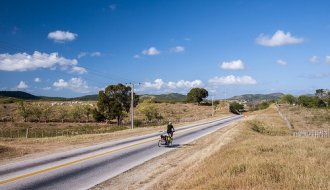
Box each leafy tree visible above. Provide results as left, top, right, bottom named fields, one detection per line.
left=229, top=102, right=244, bottom=114
left=92, top=108, right=106, bottom=122
left=187, top=88, right=208, bottom=104
left=30, top=104, right=43, bottom=122
left=70, top=106, right=84, bottom=122
left=97, top=83, right=139, bottom=125
left=138, top=99, right=162, bottom=122
left=17, top=101, right=31, bottom=122
left=83, top=105, right=93, bottom=122
left=58, top=106, right=68, bottom=123
left=297, top=96, right=326, bottom=108
left=42, top=104, right=52, bottom=123
left=280, top=94, right=296, bottom=104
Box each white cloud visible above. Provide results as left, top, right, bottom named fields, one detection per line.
left=256, top=30, right=304, bottom=47
left=53, top=79, right=68, bottom=88
left=276, top=59, right=287, bottom=65
left=309, top=56, right=319, bottom=63
left=142, top=79, right=203, bottom=90
left=171, top=46, right=185, bottom=53
left=0, top=51, right=77, bottom=71
left=208, top=75, right=257, bottom=85
left=169, top=80, right=203, bottom=89
left=17, top=81, right=28, bottom=89
left=48, top=30, right=77, bottom=42
left=78, top=52, right=101, bottom=59
left=142, top=47, right=160, bottom=56
left=71, top=66, right=87, bottom=74
left=220, top=59, right=245, bottom=70
left=326, top=56, right=330, bottom=63
left=53, top=78, right=90, bottom=93
left=143, top=79, right=165, bottom=90
left=34, top=77, right=41, bottom=82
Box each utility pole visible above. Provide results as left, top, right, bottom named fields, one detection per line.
left=130, top=83, right=134, bottom=129
left=212, top=96, right=214, bottom=117
left=127, top=83, right=140, bottom=129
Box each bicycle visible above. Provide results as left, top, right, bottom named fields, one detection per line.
left=158, top=133, right=173, bottom=147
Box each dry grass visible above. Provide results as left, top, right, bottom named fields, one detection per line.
left=172, top=105, right=330, bottom=190
left=279, top=104, right=330, bottom=130
left=135, top=102, right=229, bottom=123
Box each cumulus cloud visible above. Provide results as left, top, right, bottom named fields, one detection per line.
left=309, top=56, right=319, bottom=63
left=220, top=59, right=245, bottom=70
left=168, top=80, right=202, bottom=89
left=70, top=66, right=87, bottom=74
left=53, top=78, right=90, bottom=93
left=256, top=30, right=304, bottom=47
left=142, top=79, right=203, bottom=90
left=142, top=47, right=160, bottom=56
left=143, top=79, right=165, bottom=90
left=276, top=59, right=287, bottom=65
left=170, top=46, right=185, bottom=53
left=34, top=77, right=41, bottom=82
left=208, top=75, right=257, bottom=85
left=0, top=51, right=77, bottom=72
left=48, top=30, right=77, bottom=42
left=17, top=81, right=28, bottom=89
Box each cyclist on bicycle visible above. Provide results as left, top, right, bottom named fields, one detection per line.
left=167, top=122, right=175, bottom=139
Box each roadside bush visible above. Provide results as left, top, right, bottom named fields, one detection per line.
left=297, top=96, right=326, bottom=108
left=133, top=119, right=143, bottom=127
left=280, top=94, right=297, bottom=105
left=229, top=102, right=244, bottom=114
left=258, top=102, right=270, bottom=110
left=92, top=108, right=106, bottom=122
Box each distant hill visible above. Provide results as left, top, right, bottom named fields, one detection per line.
left=0, top=91, right=40, bottom=100
left=0, top=91, right=186, bottom=102
left=0, top=91, right=97, bottom=101
left=141, top=93, right=187, bottom=103
left=229, top=93, right=284, bottom=102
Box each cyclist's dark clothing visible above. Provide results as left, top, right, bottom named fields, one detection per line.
left=167, top=124, right=175, bottom=137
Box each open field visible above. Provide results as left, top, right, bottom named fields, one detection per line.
left=278, top=104, right=330, bottom=130
left=166, top=105, right=330, bottom=190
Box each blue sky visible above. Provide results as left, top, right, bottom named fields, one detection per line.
left=0, top=0, right=330, bottom=98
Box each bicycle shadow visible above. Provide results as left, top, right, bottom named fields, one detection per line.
left=166, top=143, right=194, bottom=148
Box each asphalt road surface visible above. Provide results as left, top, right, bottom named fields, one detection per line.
left=0, top=115, right=242, bottom=190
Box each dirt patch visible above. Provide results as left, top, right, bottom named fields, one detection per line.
left=91, top=120, right=241, bottom=190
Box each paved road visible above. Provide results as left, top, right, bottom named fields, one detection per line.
left=0, top=115, right=242, bottom=190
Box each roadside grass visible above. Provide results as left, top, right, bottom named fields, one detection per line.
left=174, top=105, right=330, bottom=190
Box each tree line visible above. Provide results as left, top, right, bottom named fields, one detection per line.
left=7, top=84, right=212, bottom=125
left=280, top=89, right=330, bottom=108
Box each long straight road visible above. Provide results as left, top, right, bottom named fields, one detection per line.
left=0, top=115, right=242, bottom=190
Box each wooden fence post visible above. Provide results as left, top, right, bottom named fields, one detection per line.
left=26, top=128, right=29, bottom=138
